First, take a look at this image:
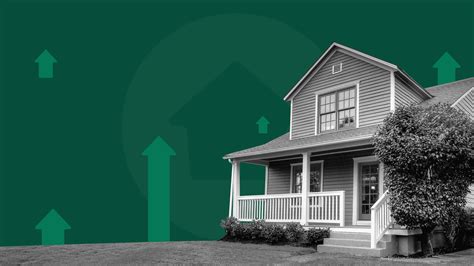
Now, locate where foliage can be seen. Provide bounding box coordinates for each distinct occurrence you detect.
[372,104,474,255]
[305,227,330,246]
[220,218,330,246]
[284,223,305,242]
[442,207,473,251]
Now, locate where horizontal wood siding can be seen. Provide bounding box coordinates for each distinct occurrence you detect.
[266,159,300,194]
[395,75,424,107]
[291,50,391,139]
[467,185,474,208]
[266,149,375,225]
[453,89,474,119]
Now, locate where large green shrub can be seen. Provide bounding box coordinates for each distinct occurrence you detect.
[373,104,474,255]
[284,223,304,242]
[261,224,286,244]
[306,227,330,245]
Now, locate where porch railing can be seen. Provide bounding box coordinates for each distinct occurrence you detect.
[370,191,393,248]
[237,191,345,225]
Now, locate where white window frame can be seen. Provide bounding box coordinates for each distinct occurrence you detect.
[314,81,360,135]
[289,160,324,193]
[332,63,343,74]
[352,156,384,226]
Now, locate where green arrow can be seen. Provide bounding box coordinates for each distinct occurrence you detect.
[433,52,460,85]
[256,116,270,134]
[142,136,175,242]
[35,49,57,78]
[35,209,70,245]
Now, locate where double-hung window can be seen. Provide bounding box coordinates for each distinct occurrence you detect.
[319,86,356,133]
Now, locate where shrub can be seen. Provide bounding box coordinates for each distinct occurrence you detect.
[261,224,286,244]
[285,223,304,242]
[306,227,330,246]
[443,207,473,251]
[248,220,266,240]
[220,217,239,238]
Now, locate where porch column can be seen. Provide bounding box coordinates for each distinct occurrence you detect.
[300,152,310,225]
[232,160,240,218]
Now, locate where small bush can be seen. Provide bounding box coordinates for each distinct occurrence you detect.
[261,224,286,244]
[306,227,330,246]
[248,220,266,241]
[220,217,239,238]
[443,207,474,251]
[285,223,304,242]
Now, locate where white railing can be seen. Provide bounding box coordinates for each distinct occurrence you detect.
[370,191,393,248]
[308,191,345,226]
[238,194,302,222]
[237,191,345,225]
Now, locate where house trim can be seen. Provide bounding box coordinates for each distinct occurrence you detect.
[390,71,395,112]
[352,155,384,226]
[451,87,474,107]
[289,160,324,193]
[264,165,269,195]
[290,99,294,140]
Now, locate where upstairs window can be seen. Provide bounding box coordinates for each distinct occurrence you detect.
[319,87,356,133]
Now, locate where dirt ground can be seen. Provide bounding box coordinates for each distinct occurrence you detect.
[0,241,473,265]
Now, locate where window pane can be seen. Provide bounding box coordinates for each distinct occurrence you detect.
[350,89,355,98]
[331,94,335,102]
[321,97,326,105]
[349,98,354,107]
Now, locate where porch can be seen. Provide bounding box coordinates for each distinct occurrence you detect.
[227,148,393,249]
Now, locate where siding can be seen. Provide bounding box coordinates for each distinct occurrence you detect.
[453,89,474,119]
[266,150,375,226]
[467,185,474,208]
[395,75,424,107]
[291,50,391,139]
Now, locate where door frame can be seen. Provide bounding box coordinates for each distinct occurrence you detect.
[352,156,384,226]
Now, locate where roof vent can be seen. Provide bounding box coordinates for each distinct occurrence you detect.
[332,63,342,74]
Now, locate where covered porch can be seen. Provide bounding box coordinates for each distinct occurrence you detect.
[226,142,393,248]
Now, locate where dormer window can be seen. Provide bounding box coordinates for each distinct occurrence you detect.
[319,86,356,133]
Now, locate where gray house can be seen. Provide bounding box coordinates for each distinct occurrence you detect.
[224,43,474,256]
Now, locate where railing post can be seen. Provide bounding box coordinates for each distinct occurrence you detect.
[300,152,310,226]
[370,208,376,248]
[339,191,345,227]
[232,160,240,219]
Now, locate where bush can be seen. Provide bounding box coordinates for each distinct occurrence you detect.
[248,220,266,241]
[261,224,286,244]
[443,207,473,251]
[285,223,304,242]
[306,227,330,246]
[220,217,239,238]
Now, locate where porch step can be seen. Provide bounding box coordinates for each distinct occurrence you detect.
[318,231,395,257]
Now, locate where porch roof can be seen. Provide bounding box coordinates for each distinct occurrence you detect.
[420,77,474,107]
[223,125,378,160]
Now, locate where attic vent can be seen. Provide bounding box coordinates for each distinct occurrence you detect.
[332,63,343,74]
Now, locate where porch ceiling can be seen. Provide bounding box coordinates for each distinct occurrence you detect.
[224,125,377,161]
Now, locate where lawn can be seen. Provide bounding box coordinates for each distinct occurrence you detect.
[0,241,472,264]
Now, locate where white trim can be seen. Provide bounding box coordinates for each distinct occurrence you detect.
[352,155,381,226]
[314,94,319,135]
[451,87,474,107]
[356,83,360,128]
[314,80,360,96]
[232,161,241,218]
[283,42,431,101]
[390,71,395,112]
[332,63,343,74]
[290,160,324,193]
[228,163,234,217]
[224,134,373,159]
[267,147,374,163]
[330,227,371,233]
[289,100,293,140]
[264,165,269,195]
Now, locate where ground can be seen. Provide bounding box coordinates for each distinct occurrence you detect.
[0,241,473,265]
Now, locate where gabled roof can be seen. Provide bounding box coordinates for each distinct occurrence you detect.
[420,77,474,107]
[283,42,431,101]
[223,125,377,160]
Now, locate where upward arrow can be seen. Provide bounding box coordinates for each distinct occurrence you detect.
[35,209,70,245]
[433,52,460,85]
[142,136,175,242]
[256,116,270,134]
[35,49,57,78]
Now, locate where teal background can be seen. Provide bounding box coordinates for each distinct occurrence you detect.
[0,0,472,246]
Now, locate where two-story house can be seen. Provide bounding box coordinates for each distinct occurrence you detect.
[223,43,474,257]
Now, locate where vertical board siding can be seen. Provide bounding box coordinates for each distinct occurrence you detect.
[394,76,424,107]
[291,50,391,139]
[453,89,474,119]
[265,150,375,226]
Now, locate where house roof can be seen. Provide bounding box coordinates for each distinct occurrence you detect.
[283,42,431,101]
[223,125,378,160]
[420,77,474,107]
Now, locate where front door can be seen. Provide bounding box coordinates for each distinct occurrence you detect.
[359,162,379,220]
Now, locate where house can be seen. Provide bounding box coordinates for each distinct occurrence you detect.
[223,43,474,257]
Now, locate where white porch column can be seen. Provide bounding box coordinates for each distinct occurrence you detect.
[300,152,310,225]
[232,160,240,218]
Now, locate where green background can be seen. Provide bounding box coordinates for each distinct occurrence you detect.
[0,0,472,246]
